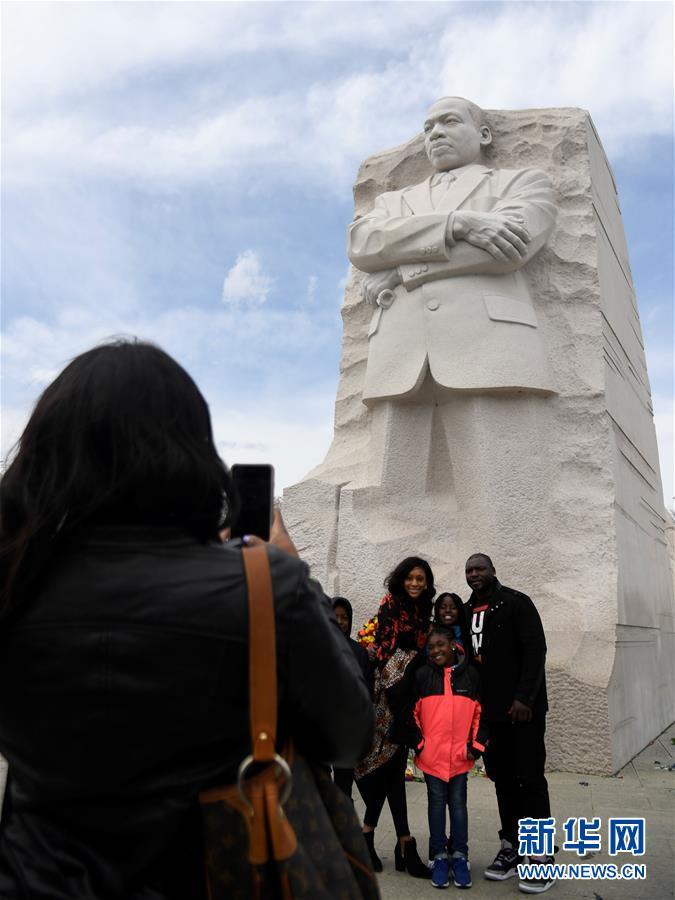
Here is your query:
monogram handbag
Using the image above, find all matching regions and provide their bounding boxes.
[199,544,380,900]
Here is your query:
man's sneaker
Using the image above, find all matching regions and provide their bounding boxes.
[431,855,450,889]
[518,856,555,894]
[452,856,472,889]
[484,840,520,880]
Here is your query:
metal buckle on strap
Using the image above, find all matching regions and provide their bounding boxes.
[236,753,293,812]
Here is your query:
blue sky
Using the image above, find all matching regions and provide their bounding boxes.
[2,1,673,508]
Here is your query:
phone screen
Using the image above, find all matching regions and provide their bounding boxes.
[230,464,274,541]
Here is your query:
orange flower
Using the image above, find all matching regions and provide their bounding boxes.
[357,615,378,647]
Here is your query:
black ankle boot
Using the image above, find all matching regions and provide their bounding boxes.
[396,836,430,878]
[363,830,383,873]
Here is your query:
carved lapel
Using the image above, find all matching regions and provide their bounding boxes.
[400,179,433,215]
[400,166,493,214]
[435,165,493,212]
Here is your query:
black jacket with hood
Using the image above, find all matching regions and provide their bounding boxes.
[332,597,373,694]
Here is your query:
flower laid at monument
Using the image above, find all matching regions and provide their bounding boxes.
[404,750,424,783]
[357,616,378,647]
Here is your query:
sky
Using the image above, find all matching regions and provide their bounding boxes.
[2,0,673,509]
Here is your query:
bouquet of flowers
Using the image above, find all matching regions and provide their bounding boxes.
[357,615,378,648]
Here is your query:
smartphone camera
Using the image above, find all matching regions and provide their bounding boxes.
[229,464,274,541]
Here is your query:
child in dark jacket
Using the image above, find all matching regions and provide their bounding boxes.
[433,592,473,663]
[332,597,373,800]
[412,627,487,890]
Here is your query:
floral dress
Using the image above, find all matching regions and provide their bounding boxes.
[355,592,431,779]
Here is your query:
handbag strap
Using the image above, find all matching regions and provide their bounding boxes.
[242,545,277,762]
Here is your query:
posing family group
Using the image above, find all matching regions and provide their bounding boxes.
[332,554,553,895]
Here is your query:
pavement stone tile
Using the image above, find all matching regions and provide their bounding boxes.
[640,772,675,789]
[589,793,653,810]
[643,791,675,811]
[591,806,673,825]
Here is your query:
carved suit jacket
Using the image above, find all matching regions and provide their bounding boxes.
[347,163,557,403]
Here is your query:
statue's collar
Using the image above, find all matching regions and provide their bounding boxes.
[404,164,492,214]
[429,162,490,184]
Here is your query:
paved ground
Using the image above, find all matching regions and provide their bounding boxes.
[356,723,675,900]
[0,727,672,898]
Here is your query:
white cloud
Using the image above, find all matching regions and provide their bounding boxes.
[0,315,336,493]
[0,3,448,113]
[211,405,334,493]
[0,294,339,471]
[2,3,242,113]
[307,275,318,304]
[221,251,273,306]
[436,5,672,150]
[1,0,672,505]
[3,4,671,190]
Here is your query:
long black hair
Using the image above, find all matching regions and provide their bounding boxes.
[0,339,235,619]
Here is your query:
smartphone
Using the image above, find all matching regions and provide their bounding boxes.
[230,464,274,541]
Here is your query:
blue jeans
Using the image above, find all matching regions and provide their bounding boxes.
[424,772,469,858]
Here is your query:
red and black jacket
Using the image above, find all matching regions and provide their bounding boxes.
[412,648,488,782]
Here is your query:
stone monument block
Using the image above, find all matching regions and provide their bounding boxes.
[283,104,674,773]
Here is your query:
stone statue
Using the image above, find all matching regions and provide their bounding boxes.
[284,99,675,774]
[325,96,559,559]
[349,96,558,401]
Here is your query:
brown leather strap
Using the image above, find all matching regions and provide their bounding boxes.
[242,545,276,762]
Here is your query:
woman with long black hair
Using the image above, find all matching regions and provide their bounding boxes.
[0,340,373,900]
[355,556,435,879]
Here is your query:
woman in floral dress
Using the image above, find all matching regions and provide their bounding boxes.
[355,556,435,879]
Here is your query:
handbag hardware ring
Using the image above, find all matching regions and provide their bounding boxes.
[236,753,293,812]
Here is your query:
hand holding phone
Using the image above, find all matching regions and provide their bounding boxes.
[240,507,299,558]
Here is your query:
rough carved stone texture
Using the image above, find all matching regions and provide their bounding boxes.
[283,108,675,773]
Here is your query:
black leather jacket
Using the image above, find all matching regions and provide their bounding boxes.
[0,526,374,899]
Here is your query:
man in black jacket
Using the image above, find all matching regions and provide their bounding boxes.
[465,553,553,894]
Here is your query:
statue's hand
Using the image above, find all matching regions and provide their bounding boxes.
[452,211,531,262]
[362,268,401,306]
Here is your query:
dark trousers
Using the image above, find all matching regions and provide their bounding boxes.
[483,715,551,848]
[333,768,354,800]
[355,745,410,837]
[424,772,469,859]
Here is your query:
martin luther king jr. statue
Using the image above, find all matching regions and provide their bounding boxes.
[349,96,557,402]
[341,96,559,555]
[286,97,674,775]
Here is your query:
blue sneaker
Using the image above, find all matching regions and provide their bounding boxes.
[431,855,450,889]
[452,855,472,888]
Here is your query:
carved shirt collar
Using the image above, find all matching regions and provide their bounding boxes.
[429,161,489,186]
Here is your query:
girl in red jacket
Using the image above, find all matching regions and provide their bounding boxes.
[412,627,487,890]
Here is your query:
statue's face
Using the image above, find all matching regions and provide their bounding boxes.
[423,98,491,172]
